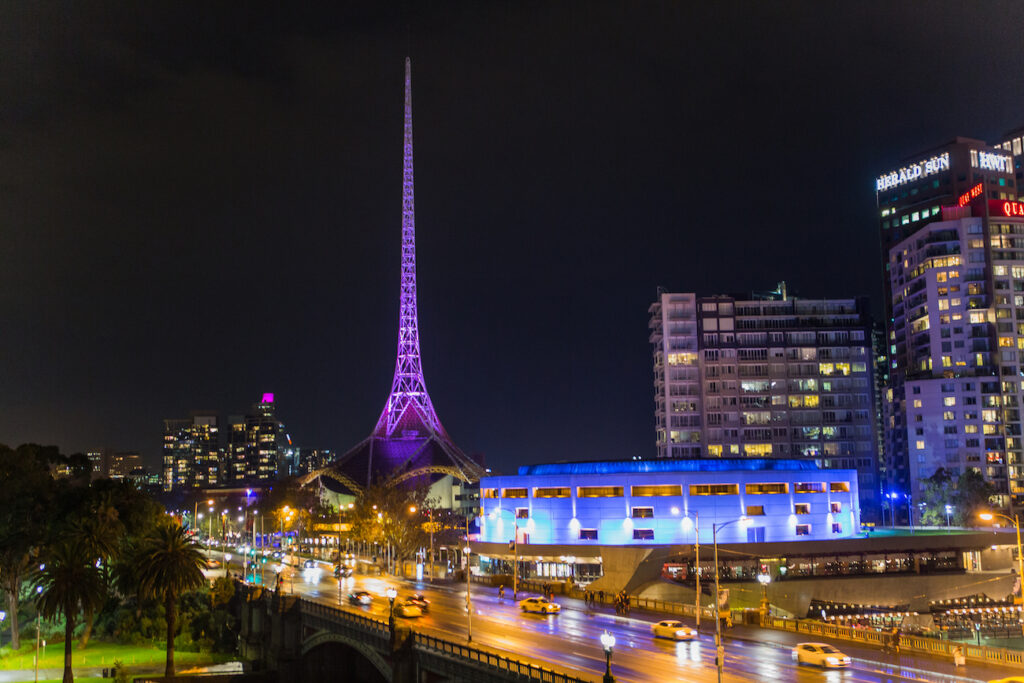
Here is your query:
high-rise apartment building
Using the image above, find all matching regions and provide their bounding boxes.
[162,414,220,490]
[649,289,880,512]
[226,393,286,483]
[877,132,1024,509]
[109,451,142,479]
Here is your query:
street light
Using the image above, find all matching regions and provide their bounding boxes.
[945,504,953,529]
[757,572,771,624]
[979,511,1024,636]
[712,516,751,683]
[464,544,473,642]
[600,630,616,683]
[386,586,398,637]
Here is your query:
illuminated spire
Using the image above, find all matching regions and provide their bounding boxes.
[373,58,446,439]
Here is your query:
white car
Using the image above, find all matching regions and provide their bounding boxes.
[518,596,561,614]
[651,620,697,641]
[395,602,423,618]
[792,642,851,668]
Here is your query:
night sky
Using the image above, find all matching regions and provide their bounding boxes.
[4,3,1024,475]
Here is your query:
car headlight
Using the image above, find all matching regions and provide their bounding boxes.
[675,630,688,637]
[826,657,839,665]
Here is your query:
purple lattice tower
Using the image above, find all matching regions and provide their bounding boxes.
[307,59,482,491]
[373,57,446,441]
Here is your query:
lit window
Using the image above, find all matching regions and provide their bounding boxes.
[794,503,811,514]
[746,505,765,516]
[502,488,528,498]
[515,507,529,519]
[943,397,956,407]
[913,400,922,408]
[746,483,788,494]
[916,441,925,450]
[632,485,682,497]
[632,529,655,540]
[579,529,598,540]
[689,484,739,496]
[631,507,654,518]
[830,502,842,513]
[795,524,811,536]
[577,486,623,498]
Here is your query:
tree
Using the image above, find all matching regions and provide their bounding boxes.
[918,468,955,526]
[953,468,997,526]
[135,522,206,677]
[34,542,106,683]
[0,444,59,650]
[69,490,125,647]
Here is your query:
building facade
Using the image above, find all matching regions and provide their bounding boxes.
[478,459,861,546]
[877,132,1024,509]
[649,290,880,512]
[162,414,220,491]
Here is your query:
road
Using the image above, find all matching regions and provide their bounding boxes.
[222,555,1021,683]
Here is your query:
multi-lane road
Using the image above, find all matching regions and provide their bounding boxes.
[220,554,1018,683]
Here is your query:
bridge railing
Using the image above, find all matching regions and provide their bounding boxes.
[413,632,591,683]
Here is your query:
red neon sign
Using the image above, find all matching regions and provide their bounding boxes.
[990,199,1024,218]
[958,183,984,207]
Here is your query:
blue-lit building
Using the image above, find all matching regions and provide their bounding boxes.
[479,459,861,547]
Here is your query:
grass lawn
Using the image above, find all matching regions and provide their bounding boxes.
[0,641,230,671]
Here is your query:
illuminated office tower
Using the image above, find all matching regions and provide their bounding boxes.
[878,131,1024,510]
[161,414,220,490]
[649,287,880,512]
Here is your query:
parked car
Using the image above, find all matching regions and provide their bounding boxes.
[348,591,373,606]
[792,642,851,668]
[651,620,697,641]
[518,596,561,614]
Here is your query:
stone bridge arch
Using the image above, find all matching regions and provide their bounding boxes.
[301,630,392,682]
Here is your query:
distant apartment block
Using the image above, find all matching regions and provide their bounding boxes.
[649,287,880,513]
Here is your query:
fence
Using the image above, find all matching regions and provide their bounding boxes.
[414,633,592,683]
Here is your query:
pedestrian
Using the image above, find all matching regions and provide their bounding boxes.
[952,644,965,667]
[598,589,605,605]
[499,584,505,600]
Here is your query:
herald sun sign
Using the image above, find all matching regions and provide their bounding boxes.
[876,152,950,192]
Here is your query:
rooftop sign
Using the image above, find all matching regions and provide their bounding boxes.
[876,152,949,192]
[958,183,984,207]
[991,200,1024,218]
[974,150,1013,173]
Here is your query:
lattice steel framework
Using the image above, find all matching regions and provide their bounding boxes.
[373,57,445,440]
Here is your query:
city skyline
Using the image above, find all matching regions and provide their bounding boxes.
[4,4,1024,475]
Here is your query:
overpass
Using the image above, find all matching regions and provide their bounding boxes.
[235,585,591,683]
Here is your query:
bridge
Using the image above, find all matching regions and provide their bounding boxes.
[235,585,591,683]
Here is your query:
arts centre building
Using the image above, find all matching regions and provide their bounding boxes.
[470,458,1020,619]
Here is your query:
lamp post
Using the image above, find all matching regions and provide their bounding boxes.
[712,516,751,683]
[34,584,42,683]
[600,630,616,683]
[945,505,953,530]
[691,511,700,628]
[464,543,473,643]
[979,511,1024,636]
[386,586,397,636]
[757,572,771,624]
[512,514,519,600]
[0,610,6,649]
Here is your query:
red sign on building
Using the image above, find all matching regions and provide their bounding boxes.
[958,183,984,207]
[990,199,1024,218]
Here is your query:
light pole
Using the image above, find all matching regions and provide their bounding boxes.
[757,572,771,624]
[691,510,700,628]
[512,515,519,600]
[386,586,397,639]
[600,630,616,683]
[0,610,6,648]
[34,584,42,683]
[464,543,473,643]
[979,511,1024,636]
[712,516,751,683]
[945,505,953,530]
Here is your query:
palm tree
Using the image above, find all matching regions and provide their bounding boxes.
[34,542,106,683]
[135,522,206,677]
